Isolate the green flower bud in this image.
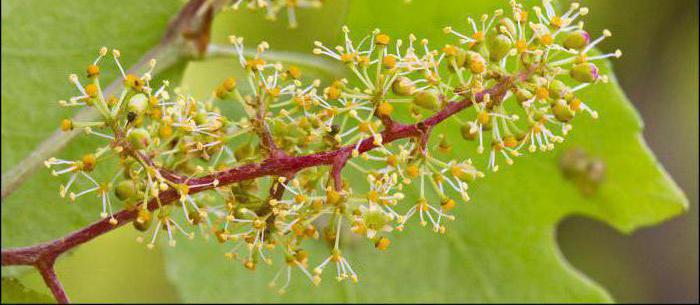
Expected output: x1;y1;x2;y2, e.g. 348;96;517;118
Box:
570;62;599;83
552;99;575;122
487;34;512;61
548;80;570;100
128;93;148;114
563;30;590;50
127;128;151;149
115;180;138;201
392;76;415;96
515;88;534;102
412;89;440;111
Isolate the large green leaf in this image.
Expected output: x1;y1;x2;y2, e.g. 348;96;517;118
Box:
1;0;184;274
160;0;687;303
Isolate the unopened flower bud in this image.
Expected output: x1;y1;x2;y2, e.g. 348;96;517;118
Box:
392;76;415;96
514;88;534;103
115;179;138;201
548;80;570;100
412;89;440;111
128;93;148;115
570;62;599;83
487;33;512;61
127;128;151;149
563;30;590;50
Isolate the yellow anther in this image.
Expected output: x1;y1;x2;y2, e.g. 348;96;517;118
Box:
375;237;391;250
375;33;390;45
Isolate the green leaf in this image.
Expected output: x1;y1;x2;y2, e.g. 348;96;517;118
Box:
1;277;54;304
161;0;687;303
1;0;185;275
209;0;350;52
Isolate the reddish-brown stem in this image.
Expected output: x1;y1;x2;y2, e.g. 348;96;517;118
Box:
1;87;480;260
36;261;69;304
376;111;397;131
2;71;524;303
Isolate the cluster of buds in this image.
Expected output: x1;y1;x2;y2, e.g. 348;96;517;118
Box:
229;0;324;28
48;0;617;293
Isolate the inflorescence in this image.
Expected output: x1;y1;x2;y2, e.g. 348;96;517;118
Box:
48;0;618;293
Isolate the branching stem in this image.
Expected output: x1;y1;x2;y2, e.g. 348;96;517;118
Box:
1;71;517;271
1;5;529;300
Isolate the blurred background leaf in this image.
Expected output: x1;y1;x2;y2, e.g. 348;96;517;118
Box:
3;0;697;303
1;277;53;304
557;0;699;302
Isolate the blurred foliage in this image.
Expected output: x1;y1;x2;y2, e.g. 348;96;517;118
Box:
557;0;699;303
1;278;53;304
2;0;696;303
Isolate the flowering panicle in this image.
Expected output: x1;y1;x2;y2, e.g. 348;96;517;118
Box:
50;0;617;292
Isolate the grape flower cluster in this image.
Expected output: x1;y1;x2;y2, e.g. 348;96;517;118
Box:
47;0;619;293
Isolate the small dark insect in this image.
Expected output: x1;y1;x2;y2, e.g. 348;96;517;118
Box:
127;111;137;123
328;124;340;136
